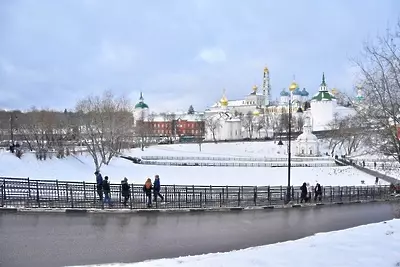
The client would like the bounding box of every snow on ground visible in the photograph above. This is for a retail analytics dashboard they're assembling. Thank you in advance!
[128,141,332,158]
[0,152,385,186]
[74,219,400,267]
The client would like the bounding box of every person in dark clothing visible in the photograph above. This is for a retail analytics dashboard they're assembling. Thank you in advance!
[314,183,322,202]
[121,177,131,207]
[362,160,365,167]
[153,175,164,202]
[102,176,112,206]
[300,182,308,203]
[95,171,103,201]
[143,178,153,207]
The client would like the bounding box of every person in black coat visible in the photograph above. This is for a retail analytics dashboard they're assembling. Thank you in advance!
[102,176,112,206]
[314,183,322,202]
[95,171,103,201]
[300,182,308,203]
[153,175,164,202]
[121,177,131,207]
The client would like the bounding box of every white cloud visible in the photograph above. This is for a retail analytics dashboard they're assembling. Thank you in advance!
[197,47,227,64]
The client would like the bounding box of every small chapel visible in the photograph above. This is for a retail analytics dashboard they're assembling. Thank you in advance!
[295,114,320,157]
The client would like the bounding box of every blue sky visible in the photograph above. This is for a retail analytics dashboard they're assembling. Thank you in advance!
[0,0,399,112]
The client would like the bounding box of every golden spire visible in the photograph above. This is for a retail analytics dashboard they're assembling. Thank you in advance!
[264,66,269,73]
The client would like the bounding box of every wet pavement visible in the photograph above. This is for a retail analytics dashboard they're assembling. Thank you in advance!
[0,202,399,267]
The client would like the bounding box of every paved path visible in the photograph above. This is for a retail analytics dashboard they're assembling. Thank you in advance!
[1,202,399,267]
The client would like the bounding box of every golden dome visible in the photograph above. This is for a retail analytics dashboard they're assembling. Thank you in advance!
[331,88,338,95]
[289,81,298,92]
[253,109,260,116]
[264,66,269,73]
[252,85,258,92]
[219,88,228,107]
[220,96,228,107]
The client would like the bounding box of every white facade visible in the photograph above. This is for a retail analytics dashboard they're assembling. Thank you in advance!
[205,112,242,141]
[295,114,320,156]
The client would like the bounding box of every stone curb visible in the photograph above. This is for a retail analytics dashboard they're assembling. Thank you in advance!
[1,199,398,214]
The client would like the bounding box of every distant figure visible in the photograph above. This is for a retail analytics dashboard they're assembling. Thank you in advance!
[375,177,379,186]
[362,160,365,167]
[102,176,112,206]
[153,175,164,202]
[300,183,308,203]
[95,171,103,201]
[143,178,153,207]
[306,183,312,202]
[121,177,131,207]
[374,162,377,169]
[314,183,322,202]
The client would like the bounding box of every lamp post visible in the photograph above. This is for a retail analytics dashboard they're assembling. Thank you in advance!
[285,81,298,204]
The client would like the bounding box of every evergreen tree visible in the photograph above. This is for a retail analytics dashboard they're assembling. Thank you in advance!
[188,105,195,114]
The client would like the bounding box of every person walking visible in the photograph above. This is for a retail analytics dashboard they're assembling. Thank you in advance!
[153,175,164,202]
[102,176,112,206]
[95,171,103,201]
[121,177,131,207]
[143,178,153,208]
[300,182,308,203]
[314,182,322,202]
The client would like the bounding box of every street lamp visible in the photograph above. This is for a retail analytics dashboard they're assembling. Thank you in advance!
[285,81,298,204]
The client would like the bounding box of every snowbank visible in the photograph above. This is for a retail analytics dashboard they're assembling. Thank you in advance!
[73,219,400,267]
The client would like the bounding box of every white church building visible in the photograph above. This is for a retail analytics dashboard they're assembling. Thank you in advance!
[204,69,359,141]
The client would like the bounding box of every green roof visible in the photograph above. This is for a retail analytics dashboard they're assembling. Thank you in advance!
[311,91,335,101]
[135,102,149,109]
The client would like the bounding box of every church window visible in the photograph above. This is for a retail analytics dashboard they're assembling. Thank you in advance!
[310,149,313,155]
[301,149,304,154]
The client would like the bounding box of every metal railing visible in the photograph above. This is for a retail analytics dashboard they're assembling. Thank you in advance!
[141,155,332,162]
[0,177,393,210]
[140,161,337,168]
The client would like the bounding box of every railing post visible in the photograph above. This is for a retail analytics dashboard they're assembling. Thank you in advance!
[237,187,241,207]
[36,181,40,208]
[66,183,69,202]
[70,188,74,208]
[83,181,86,201]
[130,184,134,209]
[226,186,229,202]
[27,177,31,198]
[199,192,203,208]
[349,187,352,201]
[204,188,207,206]
[93,184,96,204]
[2,178,6,201]
[56,180,60,201]
[219,192,222,207]
[192,185,195,204]
[178,191,181,209]
[185,186,188,203]
[222,187,225,204]
[253,186,257,206]
[357,188,360,201]
[267,186,271,205]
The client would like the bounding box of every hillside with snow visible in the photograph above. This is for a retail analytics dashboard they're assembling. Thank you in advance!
[0,141,386,186]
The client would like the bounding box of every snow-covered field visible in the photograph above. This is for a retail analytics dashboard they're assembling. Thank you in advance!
[128,141,332,158]
[74,219,400,267]
[0,145,385,186]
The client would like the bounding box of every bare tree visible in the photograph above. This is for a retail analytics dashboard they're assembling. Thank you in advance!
[205,116,221,143]
[76,91,133,171]
[242,111,255,139]
[327,113,365,156]
[353,20,400,162]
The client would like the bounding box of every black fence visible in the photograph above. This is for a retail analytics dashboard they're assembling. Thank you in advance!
[0,177,393,210]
